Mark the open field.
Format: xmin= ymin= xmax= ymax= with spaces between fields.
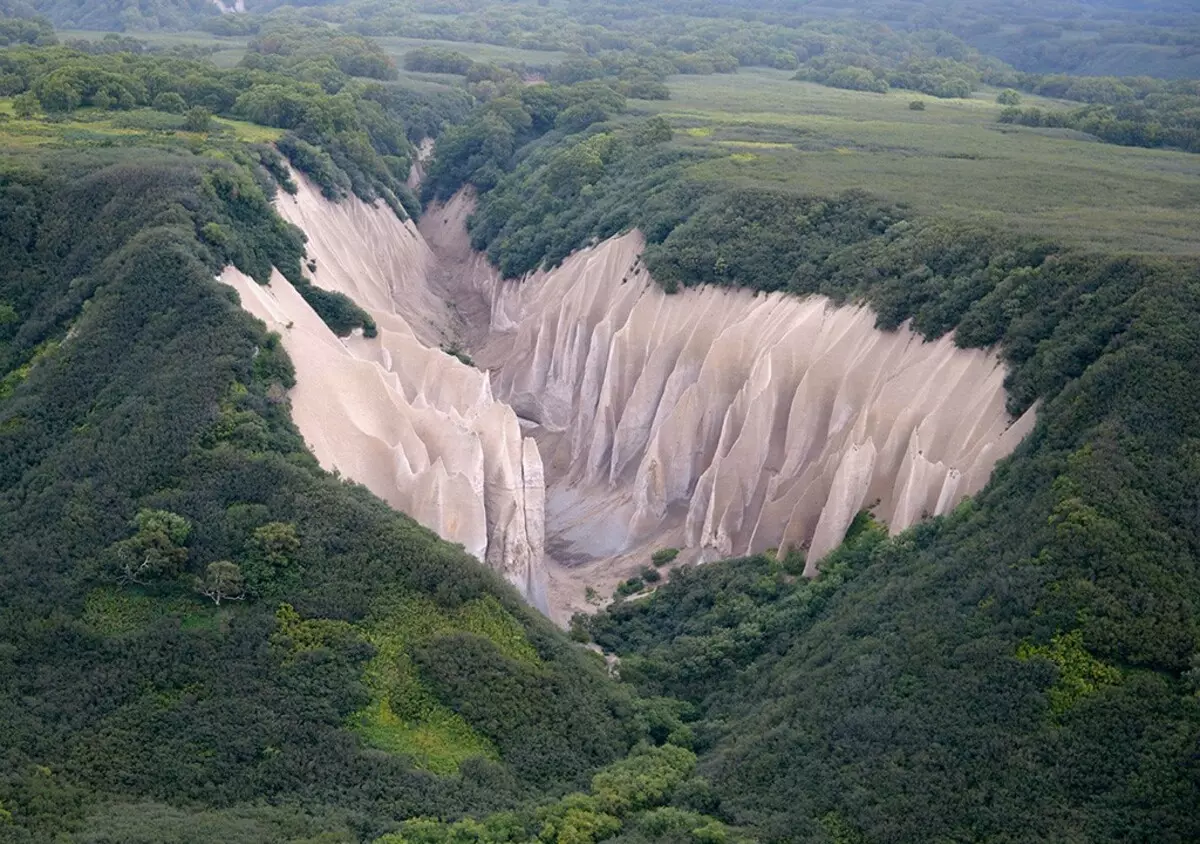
xmin=377 ymin=35 xmax=566 ymax=91
xmin=0 ymin=100 xmax=283 ymax=148
xmin=636 ymin=69 xmax=1200 ymax=255
xmin=59 ymin=29 xmax=251 ymax=67
xmin=375 ymin=34 xmax=567 ymax=67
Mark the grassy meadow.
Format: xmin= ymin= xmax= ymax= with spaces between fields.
xmin=0 ymin=98 xmax=283 ymax=148
xmin=58 ymin=28 xmax=252 ymax=67
xmin=375 ymin=34 xmax=567 ymax=68
xmin=635 ymin=69 xmax=1200 ymax=255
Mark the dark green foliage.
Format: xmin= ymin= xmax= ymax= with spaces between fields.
xmin=152 ymin=90 xmax=186 ymax=113
xmin=243 ymin=22 xmax=399 ymax=82
xmin=999 ymin=98 xmax=1200 ymax=153
xmin=413 ymin=632 xmax=635 ymax=789
xmin=377 ymin=745 xmax=750 ymax=844
xmin=650 ymin=548 xmax=679 ymax=567
xmin=0 ymin=38 xmax=422 ymax=212
xmin=404 ymin=46 xmax=474 ymax=76
xmin=290 ymin=271 xmax=378 ymax=337
xmin=241 ymin=520 xmax=301 ymax=598
xmin=421 ymin=80 xmax=628 ymax=201
xmin=106 ymin=508 xmax=192 ymax=585
xmin=195 ymin=559 xmax=246 ymax=605
xmin=0 ymin=12 xmax=54 ymax=47
xmin=615 ymin=577 xmax=644 ymax=598
xmin=0 ymin=145 xmax=641 ymax=840
xmin=468 ymin=127 xmax=710 ymax=278
xmin=182 ymin=104 xmax=211 ymax=132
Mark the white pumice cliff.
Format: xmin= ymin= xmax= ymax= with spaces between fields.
xmin=220 ymin=172 xmax=548 ymax=611
xmin=224 ymin=171 xmax=1035 ymax=624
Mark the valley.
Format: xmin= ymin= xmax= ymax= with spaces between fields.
xmin=230 ymin=165 xmax=1035 ymax=623
xmin=1 ymin=2 xmax=1199 ymax=840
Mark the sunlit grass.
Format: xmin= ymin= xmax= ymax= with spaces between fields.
xmin=376 ymin=35 xmax=568 ymax=67
xmin=212 ymin=117 xmax=285 ymax=143
xmin=0 ymin=101 xmax=284 ymax=149
xmin=634 ymin=69 xmax=1200 ymax=255
xmin=717 ymin=140 xmax=794 ymax=149
xmin=349 ymin=593 xmax=540 ymax=774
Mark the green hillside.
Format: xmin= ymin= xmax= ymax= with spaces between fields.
xmin=0 ymin=47 xmax=668 ymax=841
xmin=1 ymin=2 xmax=1199 ymax=842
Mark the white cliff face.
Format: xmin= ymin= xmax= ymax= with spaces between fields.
xmin=220 ymin=173 xmax=548 ymax=611
xmin=424 ymin=192 xmax=1036 ymax=612
xmin=225 ymin=172 xmax=1035 ymax=625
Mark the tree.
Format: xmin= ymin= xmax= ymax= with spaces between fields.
xmin=153 ymin=91 xmax=186 ymax=114
xmin=242 ymin=521 xmax=301 ymax=596
xmin=183 ymin=106 xmax=212 ymax=133
xmin=196 ymin=561 xmax=246 ymax=605
xmin=109 ymin=509 xmax=191 ymax=585
xmin=909 ymin=99 xmax=926 ymax=111
xmin=634 ymin=116 xmax=673 ymax=145
xmin=13 ymin=92 xmax=38 ymax=119
xmin=34 ymin=76 xmax=81 ymax=113
xmin=997 ymin=88 xmax=1022 ymax=106
xmin=651 ymin=548 xmax=679 ymax=566
xmin=590 ymin=744 xmax=696 ymax=814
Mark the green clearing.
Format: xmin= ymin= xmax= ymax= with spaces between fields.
xmin=636 ymin=69 xmax=1200 ymax=255
xmin=82 ymin=587 xmax=222 ymax=636
xmin=0 ymin=100 xmax=282 ymax=147
xmin=350 ymin=593 xmax=542 ymax=774
xmin=58 ymin=28 xmax=251 ymax=67
xmin=211 ymin=115 xmax=284 ymax=143
xmin=375 ymin=35 xmax=567 ymax=69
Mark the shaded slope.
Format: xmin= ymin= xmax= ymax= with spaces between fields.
xmin=0 ymin=152 xmax=636 ymax=840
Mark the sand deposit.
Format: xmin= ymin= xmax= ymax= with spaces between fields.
xmin=223 ymin=171 xmax=1035 ymax=624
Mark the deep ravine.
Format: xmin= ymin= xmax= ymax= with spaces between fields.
xmin=224 ymin=170 xmax=1036 ymax=623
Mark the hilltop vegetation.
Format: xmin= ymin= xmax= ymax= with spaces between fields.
xmin=1 ymin=2 xmax=1199 ymax=842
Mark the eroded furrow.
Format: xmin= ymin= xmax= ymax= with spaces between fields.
xmin=225 ymin=172 xmax=1035 ymax=623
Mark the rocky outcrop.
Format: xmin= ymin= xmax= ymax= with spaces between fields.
xmin=220 ymin=173 xmax=548 ymax=610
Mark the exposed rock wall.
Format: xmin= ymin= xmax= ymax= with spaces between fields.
xmin=221 ymin=174 xmax=548 ymax=609
xmin=225 ymin=174 xmax=1035 ymax=623
xmin=425 ymin=192 xmax=1037 ymax=583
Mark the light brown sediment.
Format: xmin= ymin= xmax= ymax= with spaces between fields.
xmin=223 ymin=173 xmax=1035 ymax=624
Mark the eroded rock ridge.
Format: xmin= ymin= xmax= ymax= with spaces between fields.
xmin=221 ymin=173 xmax=548 ymax=610
xmin=225 ymin=176 xmax=1035 ymax=622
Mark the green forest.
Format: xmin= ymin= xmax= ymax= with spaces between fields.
xmin=1 ymin=0 xmax=1199 ymax=842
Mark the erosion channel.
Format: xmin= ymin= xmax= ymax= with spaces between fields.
xmin=222 ymin=169 xmax=1037 ymax=624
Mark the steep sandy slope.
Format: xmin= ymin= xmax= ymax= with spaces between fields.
xmin=226 ymin=170 xmax=1034 ymax=624
xmin=221 ymin=174 xmax=548 ymax=609
xmin=424 ymin=192 xmax=1037 ymax=618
